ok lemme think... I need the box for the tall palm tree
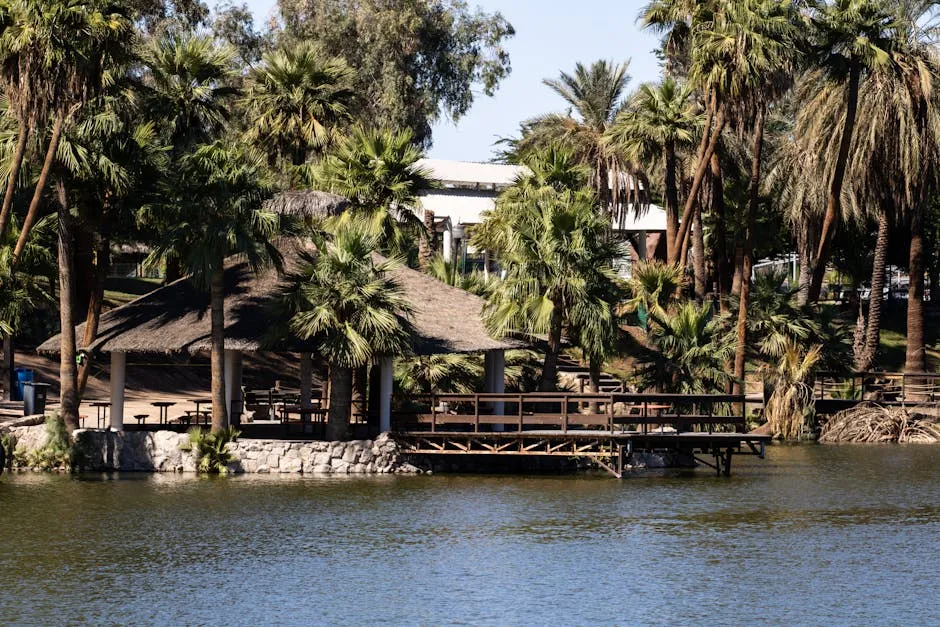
[142,33,237,154]
[475,145,619,391]
[147,143,280,432]
[312,126,432,258]
[515,60,645,219]
[280,215,415,440]
[242,40,355,172]
[607,78,700,267]
[804,0,898,303]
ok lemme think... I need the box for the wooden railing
[813,372,940,403]
[393,392,747,434]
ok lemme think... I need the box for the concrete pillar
[109,351,126,430]
[379,356,394,433]
[232,352,243,423]
[300,352,313,410]
[442,228,453,265]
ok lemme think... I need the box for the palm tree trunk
[77,234,110,397]
[210,266,228,432]
[0,124,29,240]
[733,106,766,395]
[693,203,706,301]
[857,210,889,371]
[327,365,353,441]
[12,110,66,268]
[905,206,926,374]
[539,302,564,392]
[673,99,728,265]
[796,228,813,306]
[418,209,435,270]
[663,142,680,262]
[809,63,862,303]
[56,181,80,432]
[731,245,744,296]
[710,153,731,313]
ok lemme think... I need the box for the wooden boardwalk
[393,392,769,477]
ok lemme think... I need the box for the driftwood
[820,403,940,443]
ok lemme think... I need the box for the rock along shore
[4,424,421,475]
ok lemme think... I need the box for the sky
[243,0,664,162]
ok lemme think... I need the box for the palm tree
[280,215,414,440]
[515,60,645,219]
[607,78,700,267]
[623,260,685,330]
[142,33,237,154]
[242,40,355,172]
[475,145,619,391]
[804,0,898,303]
[312,126,432,258]
[147,143,280,432]
[637,300,734,394]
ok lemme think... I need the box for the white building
[415,158,668,274]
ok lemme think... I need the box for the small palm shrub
[180,426,241,474]
[761,341,822,439]
[25,414,74,470]
[0,432,17,469]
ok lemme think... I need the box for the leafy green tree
[242,40,355,174]
[278,0,514,146]
[146,143,280,432]
[312,126,432,258]
[280,215,414,440]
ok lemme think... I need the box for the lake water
[2,445,939,625]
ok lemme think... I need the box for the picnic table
[87,401,111,429]
[279,404,327,435]
[151,401,176,424]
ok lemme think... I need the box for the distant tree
[211,0,269,65]
[277,0,514,146]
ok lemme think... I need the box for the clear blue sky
[243,0,663,162]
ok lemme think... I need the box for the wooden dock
[393,392,770,477]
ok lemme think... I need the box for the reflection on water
[2,445,940,625]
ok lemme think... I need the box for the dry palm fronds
[820,403,940,443]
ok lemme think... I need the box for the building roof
[38,190,520,357]
[614,204,668,232]
[416,158,529,190]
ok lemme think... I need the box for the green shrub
[0,432,17,469]
[25,414,74,470]
[180,426,241,474]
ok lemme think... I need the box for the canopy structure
[38,189,519,433]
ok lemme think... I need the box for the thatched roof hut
[38,191,519,357]
[263,190,349,218]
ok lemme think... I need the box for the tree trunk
[663,142,680,263]
[418,209,435,270]
[905,207,926,374]
[710,153,731,313]
[857,211,889,371]
[673,100,728,265]
[0,124,29,240]
[56,181,80,433]
[731,245,744,296]
[809,63,861,303]
[12,111,66,268]
[733,106,766,395]
[77,234,110,397]
[327,365,353,441]
[539,302,564,392]
[797,230,813,307]
[693,203,706,301]
[209,266,228,432]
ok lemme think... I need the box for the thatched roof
[38,240,520,357]
[263,190,349,218]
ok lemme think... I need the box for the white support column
[443,228,453,265]
[379,356,394,433]
[109,351,126,431]
[300,352,313,410]
[232,352,243,423]
[224,349,238,420]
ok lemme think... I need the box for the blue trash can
[14,368,33,402]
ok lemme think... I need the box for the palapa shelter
[39,190,520,431]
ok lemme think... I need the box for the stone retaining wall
[4,425,419,474]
